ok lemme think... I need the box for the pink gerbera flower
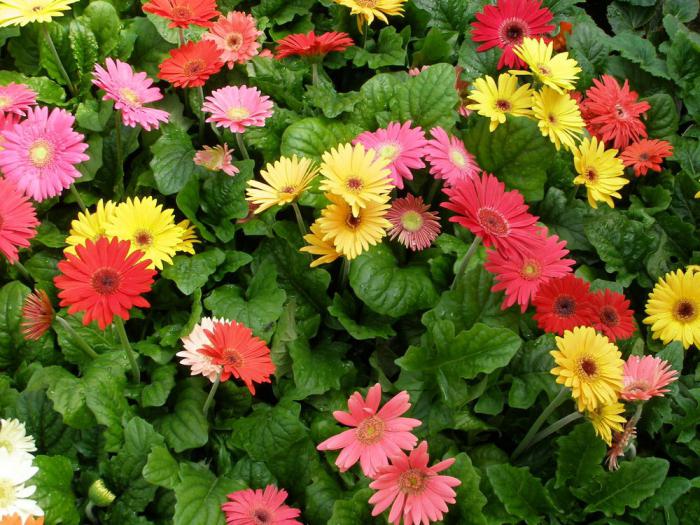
[194,144,239,176]
[92,58,170,131]
[203,11,262,69]
[407,66,429,76]
[176,316,223,383]
[0,83,36,116]
[620,355,678,402]
[369,441,461,525]
[386,195,441,251]
[222,485,302,525]
[203,85,274,134]
[317,383,421,478]
[0,177,39,263]
[354,121,428,189]
[424,127,480,187]
[0,106,89,202]
[0,112,20,146]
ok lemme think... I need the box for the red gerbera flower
[587,289,635,341]
[471,0,555,69]
[53,237,156,330]
[275,31,354,59]
[620,139,673,177]
[0,177,39,264]
[532,274,593,335]
[158,40,224,88]
[580,75,651,149]
[142,0,219,29]
[200,319,275,394]
[21,289,54,341]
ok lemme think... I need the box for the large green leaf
[143,445,180,490]
[327,293,395,340]
[392,63,459,130]
[280,117,360,162]
[33,455,80,525]
[609,32,670,79]
[155,380,209,453]
[0,281,29,368]
[351,26,407,69]
[14,390,77,456]
[162,249,225,295]
[287,338,352,400]
[643,93,679,139]
[141,364,177,408]
[173,463,245,525]
[328,488,374,525]
[413,0,479,34]
[507,334,560,409]
[487,464,557,524]
[555,423,606,489]
[451,453,488,525]
[150,125,205,195]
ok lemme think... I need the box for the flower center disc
[400,210,424,232]
[398,469,428,495]
[538,64,552,76]
[553,294,576,317]
[134,229,154,248]
[252,508,271,525]
[520,259,541,280]
[449,148,466,167]
[226,32,243,50]
[227,106,250,120]
[184,59,205,76]
[0,439,12,454]
[119,87,141,107]
[673,299,697,322]
[356,415,385,445]
[477,207,509,237]
[356,0,377,6]
[379,143,399,161]
[495,99,512,111]
[223,347,243,367]
[345,213,361,230]
[499,18,527,45]
[578,357,598,379]
[0,96,11,110]
[0,479,15,508]
[171,5,192,18]
[345,177,363,192]
[29,138,53,168]
[584,168,597,183]
[599,306,619,326]
[626,380,651,395]
[91,267,121,295]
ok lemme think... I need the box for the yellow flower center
[576,356,598,380]
[0,479,15,508]
[449,148,466,167]
[400,210,424,232]
[495,99,512,111]
[356,0,378,6]
[226,32,243,50]
[227,107,250,120]
[355,415,385,445]
[0,439,12,454]
[119,87,141,107]
[398,469,428,495]
[0,96,11,109]
[379,143,399,161]
[29,139,53,168]
[345,177,364,192]
[673,299,697,322]
[520,259,541,280]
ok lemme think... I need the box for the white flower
[0,450,43,521]
[0,419,36,461]
[177,317,223,383]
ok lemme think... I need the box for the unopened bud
[88,479,116,507]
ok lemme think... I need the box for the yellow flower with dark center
[246,155,318,214]
[65,199,118,255]
[531,86,584,150]
[174,219,199,255]
[511,37,581,93]
[299,221,342,268]
[0,0,78,26]
[572,136,628,209]
[467,73,533,132]
[587,402,626,446]
[334,0,406,30]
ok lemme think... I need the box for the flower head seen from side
[142,0,219,28]
[0,419,36,460]
[0,106,89,202]
[533,274,592,335]
[275,31,354,59]
[354,121,428,190]
[158,40,223,88]
[199,319,275,394]
[0,0,77,26]
[605,418,636,471]
[621,355,678,402]
[511,37,581,93]
[587,402,626,446]
[203,85,273,134]
[92,59,170,131]
[531,86,585,150]
[588,289,635,342]
[369,441,461,525]
[467,73,533,131]
[299,221,342,268]
[193,144,239,176]
[424,127,480,187]
[64,199,117,256]
[334,0,406,30]
[53,237,155,330]
[317,383,421,478]
[221,485,302,525]
[0,515,44,525]
[0,177,38,264]
[246,155,318,214]
[386,195,441,252]
[174,219,199,254]
[0,83,36,116]
[203,11,262,68]
[20,290,54,341]
[573,136,628,209]
[620,139,673,177]
[644,268,700,349]
[0,449,42,521]
[177,317,223,383]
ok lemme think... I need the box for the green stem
[528,411,583,449]
[362,20,369,49]
[629,402,644,428]
[114,317,140,383]
[114,117,124,199]
[12,260,33,283]
[70,184,87,212]
[426,178,441,204]
[235,133,250,160]
[54,316,98,359]
[451,236,481,290]
[340,258,351,289]
[202,370,221,416]
[178,27,186,46]
[197,85,205,144]
[311,62,320,86]
[512,388,570,460]
[567,184,579,205]
[291,202,306,237]
[41,24,75,96]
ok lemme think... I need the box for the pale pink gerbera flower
[176,316,223,383]
[203,11,262,69]
[407,66,429,76]
[620,355,678,402]
[221,485,302,525]
[424,127,480,187]
[317,383,421,478]
[203,86,274,134]
[354,121,428,189]
[0,83,36,116]
[369,441,461,525]
[0,106,89,202]
[386,195,441,251]
[194,144,239,176]
[92,58,170,131]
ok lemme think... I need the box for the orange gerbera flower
[158,40,223,88]
[0,515,44,525]
[142,0,219,29]
[620,139,673,177]
[552,21,573,52]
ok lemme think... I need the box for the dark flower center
[477,207,509,237]
[584,168,597,182]
[91,268,121,295]
[579,357,598,377]
[548,114,557,124]
[346,177,363,191]
[674,300,697,322]
[496,99,512,111]
[226,33,243,50]
[171,5,192,18]
[599,306,619,327]
[252,508,271,524]
[553,295,576,317]
[345,214,361,229]
[356,415,385,445]
[134,230,153,248]
[614,103,629,119]
[398,469,428,495]
[223,347,243,367]
[183,59,205,77]
[499,19,528,45]
[639,152,649,161]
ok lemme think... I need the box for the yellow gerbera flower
[299,221,342,268]
[467,73,533,132]
[105,196,184,270]
[644,269,700,349]
[511,37,581,93]
[572,136,628,209]
[318,143,392,217]
[550,326,624,413]
[317,193,390,260]
[246,155,319,214]
[587,402,626,446]
[174,219,199,255]
[64,199,118,255]
[0,0,78,26]
[334,0,406,30]
[531,87,585,150]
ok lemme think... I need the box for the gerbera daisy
[588,289,635,341]
[0,106,89,202]
[1,515,44,525]
[467,73,533,131]
[354,121,428,189]
[318,193,391,260]
[202,11,262,68]
[317,383,421,478]
[573,136,628,209]
[0,419,36,460]
[588,403,626,446]
[0,450,42,521]
[20,289,54,341]
[644,268,700,349]
[64,199,117,255]
[221,485,302,525]
[177,317,223,383]
[0,113,19,147]
[275,31,354,59]
[580,75,650,149]
[53,237,155,330]
[551,326,624,412]
[193,144,238,176]
[511,37,581,93]
[334,0,406,30]
[454,66,472,117]
[620,355,678,402]
[203,85,274,133]
[104,196,184,270]
[485,230,574,312]
[369,441,460,525]
[246,155,318,213]
[0,83,36,116]
[533,274,592,335]
[552,21,573,52]
[299,221,342,267]
[142,0,219,29]
[92,58,170,131]
[174,219,199,254]
[424,127,480,187]
[386,195,441,251]
[620,139,673,177]
[531,86,585,150]
[0,177,38,264]
[318,142,392,216]
[0,0,77,26]
[441,172,539,252]
[199,319,275,394]
[158,40,223,88]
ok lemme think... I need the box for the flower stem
[41,24,76,96]
[235,132,250,160]
[70,184,87,212]
[362,20,369,49]
[12,260,33,283]
[202,370,221,416]
[341,258,351,289]
[512,388,570,460]
[629,402,644,428]
[114,117,124,199]
[426,178,441,204]
[527,411,583,449]
[54,316,98,359]
[114,317,140,383]
[291,202,306,237]
[178,27,186,46]
[451,236,481,290]
[567,184,579,205]
[311,62,320,86]
[197,85,205,144]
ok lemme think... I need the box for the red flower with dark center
[588,289,635,341]
[620,139,673,177]
[21,289,54,341]
[0,177,39,264]
[533,274,593,335]
[53,237,155,330]
[275,31,354,59]
[158,40,224,88]
[142,0,220,28]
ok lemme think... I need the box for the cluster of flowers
[0,419,43,524]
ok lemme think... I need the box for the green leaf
[173,463,245,525]
[643,93,679,138]
[251,0,314,24]
[143,445,180,490]
[150,125,205,195]
[305,81,361,119]
[54,313,119,366]
[280,117,360,162]
[663,0,700,23]
[507,334,560,409]
[14,390,77,456]
[0,281,29,368]
[75,98,112,132]
[69,19,98,77]
[49,375,96,429]
[162,249,225,295]
[392,63,459,130]
[487,464,556,524]
[38,23,74,87]
[287,338,352,400]
[328,293,395,340]
[609,32,670,79]
[413,0,477,34]
[568,22,611,88]
[84,355,131,451]
[33,455,80,525]
[83,1,122,57]
[555,424,606,489]
[141,364,177,408]
[538,187,595,251]
[33,220,68,248]
[457,38,500,82]
[666,26,700,91]
[351,26,407,69]
[350,73,403,129]
[328,488,374,525]
[630,476,692,521]
[200,162,255,231]
[451,453,488,525]
[155,380,209,453]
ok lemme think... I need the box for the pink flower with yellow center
[620,355,678,402]
[221,485,302,525]
[386,194,441,251]
[203,85,273,134]
[424,126,480,187]
[0,83,36,116]
[203,11,262,68]
[193,144,238,176]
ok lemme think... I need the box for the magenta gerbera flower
[0,177,39,263]
[354,121,428,189]
[424,127,480,187]
[317,383,421,478]
[92,58,170,131]
[620,355,678,402]
[0,106,89,202]
[203,85,274,134]
[222,485,302,525]
[0,83,37,116]
[386,194,441,251]
[0,112,20,146]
